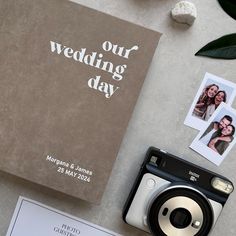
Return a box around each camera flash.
[211,177,234,194]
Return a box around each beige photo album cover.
[0,0,161,203]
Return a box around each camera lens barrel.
[147,185,213,236]
[169,207,192,229]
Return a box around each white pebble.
[171,1,197,26]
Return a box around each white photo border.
[190,103,236,166]
[184,72,236,130]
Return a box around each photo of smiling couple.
[200,115,234,155]
[193,83,227,121]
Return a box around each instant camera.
[123,147,234,236]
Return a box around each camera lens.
[169,208,192,229]
[147,186,213,236]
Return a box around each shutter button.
[147,178,156,188]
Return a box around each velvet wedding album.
[0,0,161,203]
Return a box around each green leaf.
[195,34,236,59]
[218,0,236,20]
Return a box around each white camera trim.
[125,173,223,234]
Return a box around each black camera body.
[123,147,234,236]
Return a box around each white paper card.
[6,196,121,236]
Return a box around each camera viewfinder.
[150,156,161,166]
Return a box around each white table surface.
[1,0,236,235]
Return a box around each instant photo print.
[184,72,236,131]
[190,103,236,166]
[123,147,234,236]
